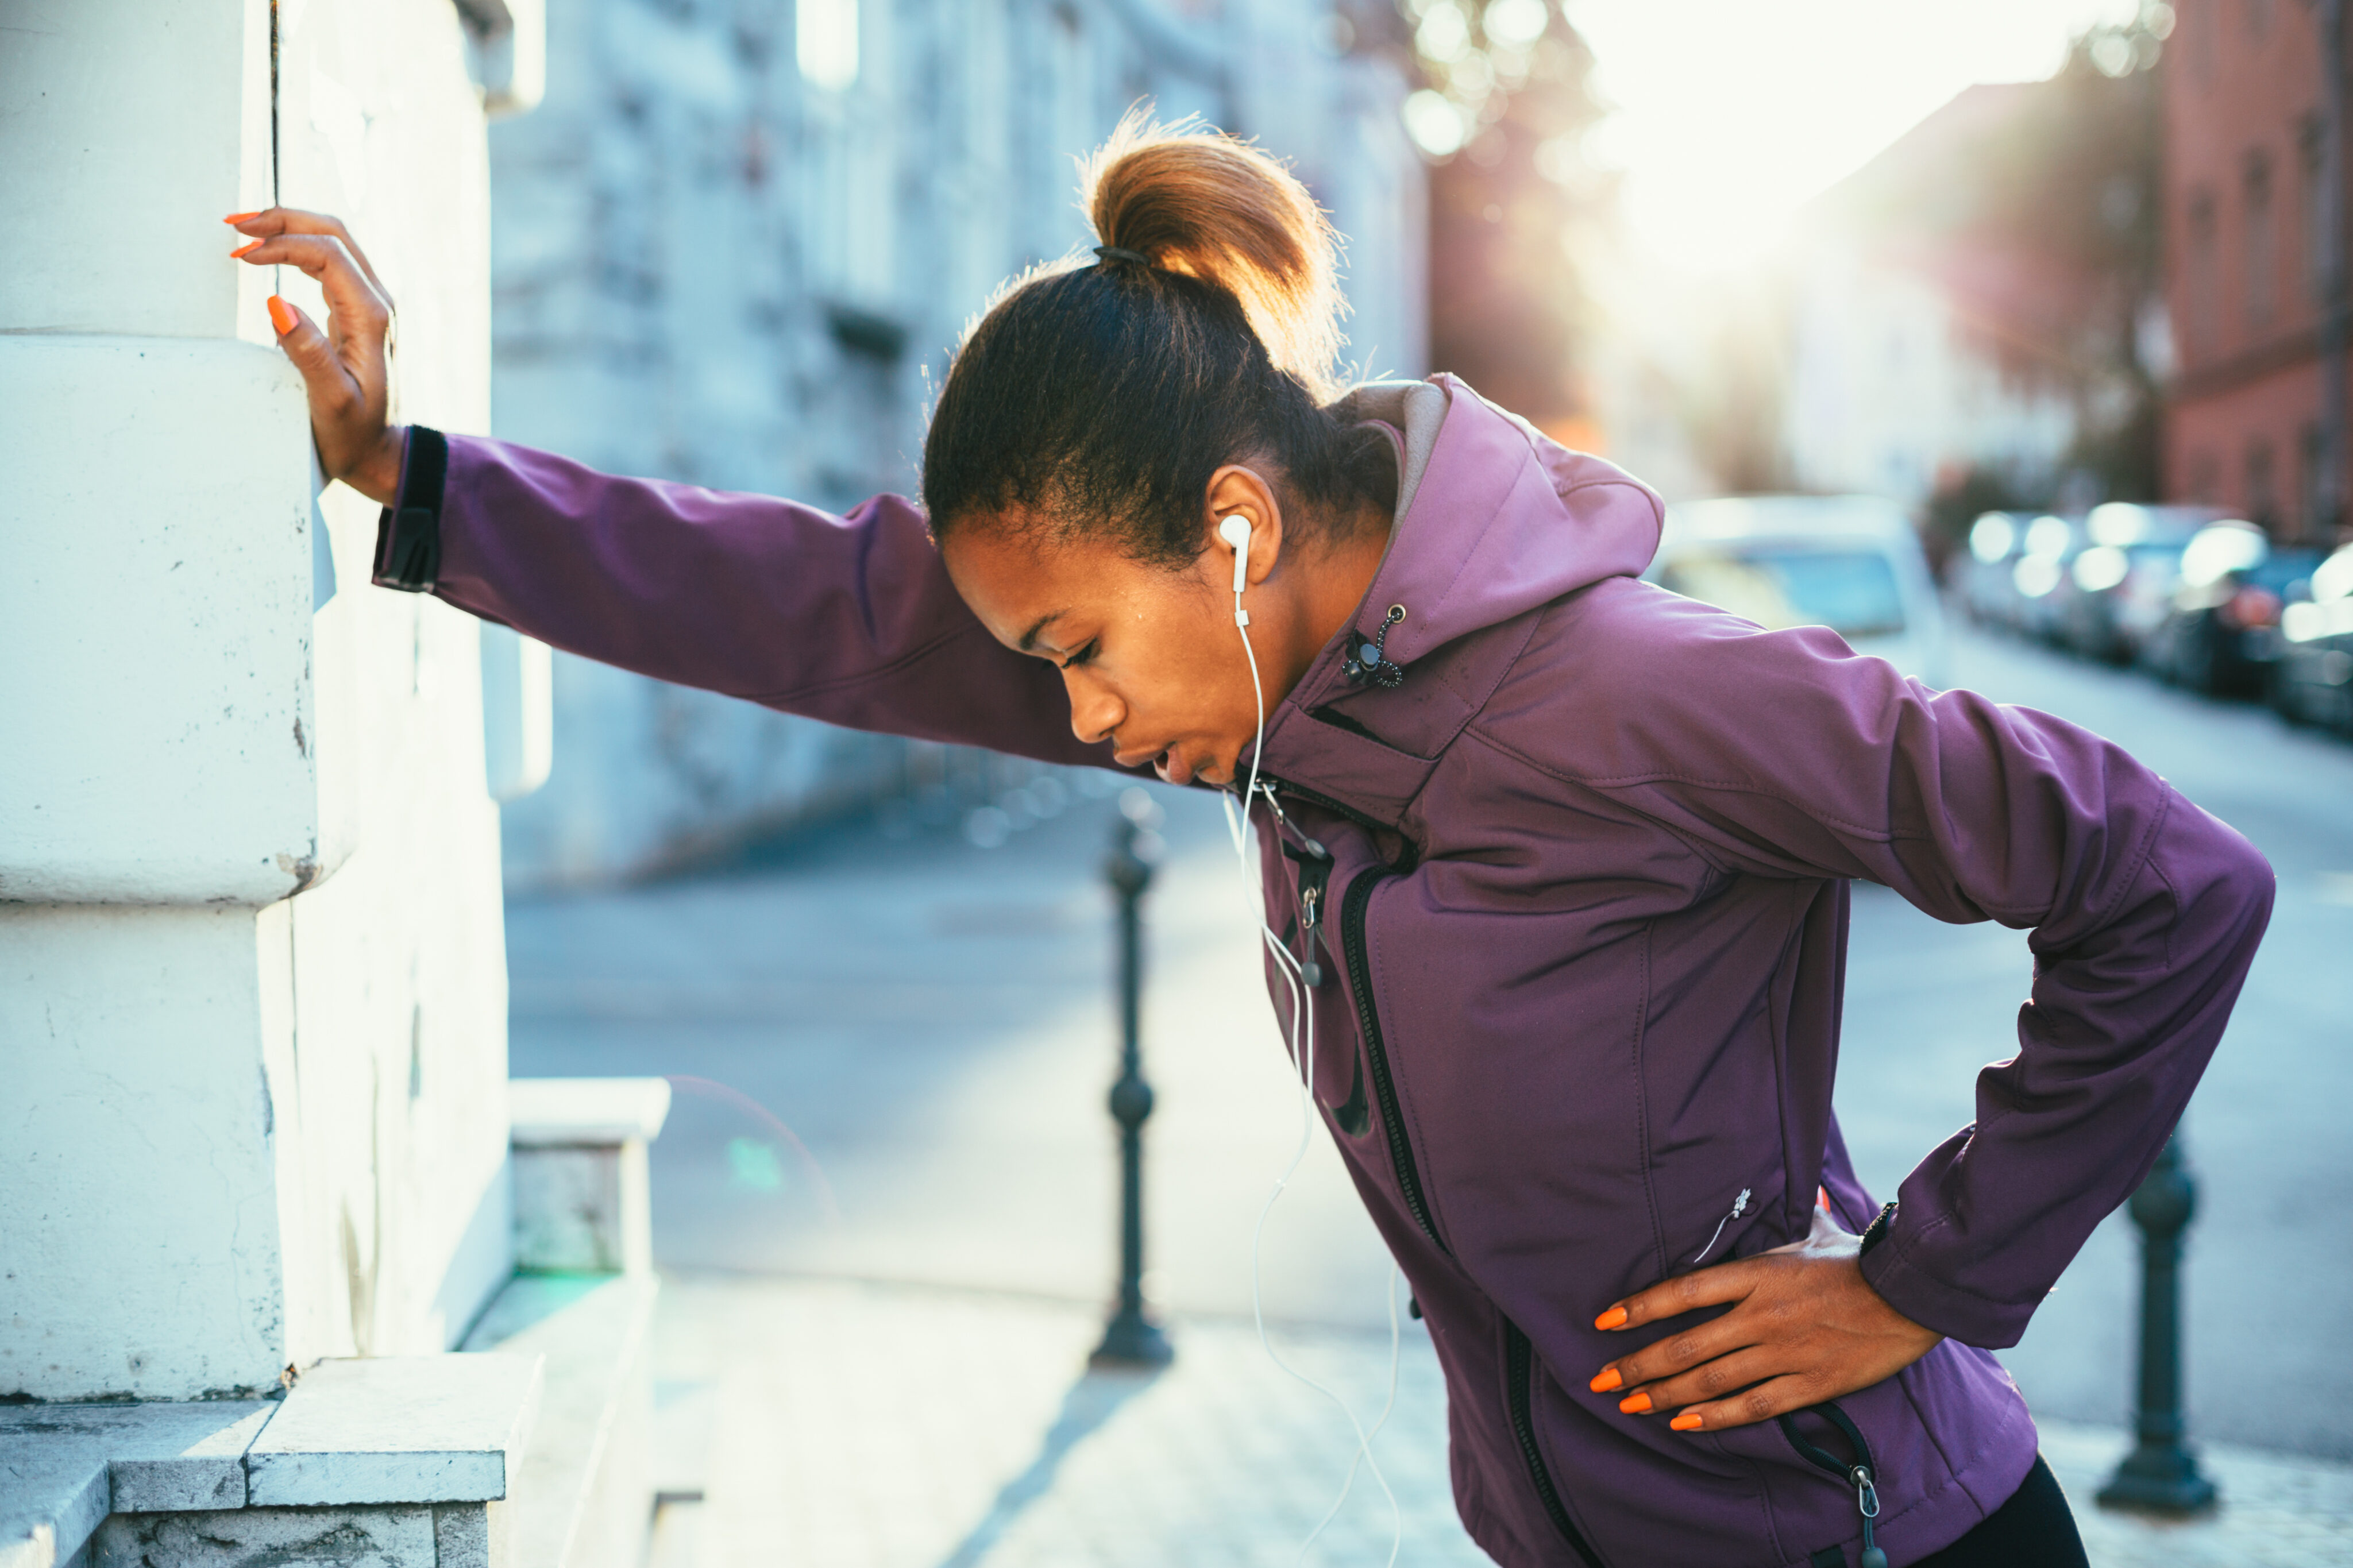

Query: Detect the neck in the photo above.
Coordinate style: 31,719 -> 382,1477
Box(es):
1271,501 -> 1394,705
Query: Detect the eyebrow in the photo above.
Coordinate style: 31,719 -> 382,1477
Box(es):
1017,611 -> 1067,654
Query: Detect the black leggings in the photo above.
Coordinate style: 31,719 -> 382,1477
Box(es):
1910,1455 -> 2088,1568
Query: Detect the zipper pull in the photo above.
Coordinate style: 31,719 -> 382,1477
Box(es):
1851,1465 -> 1885,1568
1284,837 -> 1333,986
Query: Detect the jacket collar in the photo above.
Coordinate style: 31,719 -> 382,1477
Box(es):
1247,376 -> 1663,829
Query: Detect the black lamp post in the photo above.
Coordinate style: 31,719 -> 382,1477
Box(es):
2097,1133 -> 2217,1514
1090,790 -> 1172,1368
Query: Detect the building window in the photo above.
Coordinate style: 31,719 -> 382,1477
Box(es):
2188,449 -> 2224,503
2247,438 -> 2279,532
2303,117 -> 2331,305
2303,421 -> 2342,540
797,0 -> 859,91
2243,148 -> 2276,330
2187,188 -> 2220,353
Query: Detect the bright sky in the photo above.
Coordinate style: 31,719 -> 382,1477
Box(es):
1563,0 -> 2148,272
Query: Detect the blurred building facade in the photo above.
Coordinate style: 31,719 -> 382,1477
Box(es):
484,0 -> 1429,887
2160,0 -> 2349,545
1782,60 -> 2165,524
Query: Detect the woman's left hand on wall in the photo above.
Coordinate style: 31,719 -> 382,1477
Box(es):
1585,1205 -> 1943,1433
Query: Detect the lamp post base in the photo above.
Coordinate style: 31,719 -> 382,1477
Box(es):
1089,1310 -> 1174,1369
2098,1440 -> 2218,1516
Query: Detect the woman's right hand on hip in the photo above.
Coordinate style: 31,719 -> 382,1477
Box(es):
227,208 -> 406,504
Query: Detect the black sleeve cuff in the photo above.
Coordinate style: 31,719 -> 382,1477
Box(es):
372,425 -> 449,593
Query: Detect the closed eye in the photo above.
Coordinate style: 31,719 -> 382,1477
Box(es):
1059,640 -> 1099,671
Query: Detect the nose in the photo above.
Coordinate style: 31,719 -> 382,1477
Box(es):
1063,669 -> 1125,748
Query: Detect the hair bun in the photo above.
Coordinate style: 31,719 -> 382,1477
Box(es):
1082,110 -> 1344,399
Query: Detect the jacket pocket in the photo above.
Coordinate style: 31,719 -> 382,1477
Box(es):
1777,1402 -> 1888,1568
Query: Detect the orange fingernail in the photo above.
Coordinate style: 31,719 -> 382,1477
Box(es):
230,240 -> 263,259
1671,1412 -> 1704,1431
1618,1392 -> 1652,1415
1588,1368 -> 1622,1393
223,211 -> 262,225
267,295 -> 297,335
1594,1307 -> 1629,1330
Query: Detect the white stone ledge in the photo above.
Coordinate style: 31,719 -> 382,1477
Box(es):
1,1400 -> 272,1566
507,1079 -> 671,1149
245,1356 -> 542,1508
510,1079 -> 670,1276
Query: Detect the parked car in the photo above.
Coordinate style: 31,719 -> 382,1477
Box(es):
2272,542 -> 2353,733
2009,513 -> 2087,646
1958,511 -> 2034,628
2057,503 -> 2225,664
2141,520 -> 2324,697
1649,495 -> 1948,686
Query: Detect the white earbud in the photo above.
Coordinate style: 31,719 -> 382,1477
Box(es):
1220,513 -> 1251,603
1223,515 -> 1261,625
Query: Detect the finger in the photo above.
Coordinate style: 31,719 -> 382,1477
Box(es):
267,296 -> 365,416
1663,1373 -> 1822,1435
1590,1307 -> 1761,1395
224,207 -> 389,292
234,234 -> 392,350
1595,1258 -> 1760,1333
1612,1346 -> 1788,1417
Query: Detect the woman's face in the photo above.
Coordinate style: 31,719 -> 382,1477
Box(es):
942,469 -> 1300,787
945,522 -> 1266,786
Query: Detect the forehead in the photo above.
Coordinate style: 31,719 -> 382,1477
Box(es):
939,519 -> 1185,651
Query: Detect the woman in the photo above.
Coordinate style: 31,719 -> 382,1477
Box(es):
232,121 -> 2269,1568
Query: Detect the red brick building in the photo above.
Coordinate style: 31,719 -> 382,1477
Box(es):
2163,0 -> 2348,543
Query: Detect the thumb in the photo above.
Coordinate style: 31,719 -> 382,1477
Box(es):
268,295 -> 352,404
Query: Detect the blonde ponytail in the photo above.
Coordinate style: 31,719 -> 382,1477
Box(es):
1081,111 -> 1346,400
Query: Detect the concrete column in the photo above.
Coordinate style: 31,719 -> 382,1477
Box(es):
2,0 -> 514,1401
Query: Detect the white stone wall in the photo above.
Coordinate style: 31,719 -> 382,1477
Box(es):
485,0 -> 1428,887
1,0 -> 516,1399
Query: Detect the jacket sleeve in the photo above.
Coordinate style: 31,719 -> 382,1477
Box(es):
1573,586 -> 2273,1349
373,428 -> 1113,767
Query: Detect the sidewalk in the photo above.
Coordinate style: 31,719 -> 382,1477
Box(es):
643,1273 -> 2353,1568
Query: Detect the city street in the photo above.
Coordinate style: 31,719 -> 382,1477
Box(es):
507,623 -> 2353,1558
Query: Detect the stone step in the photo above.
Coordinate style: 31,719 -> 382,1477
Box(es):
462,1274 -> 660,1568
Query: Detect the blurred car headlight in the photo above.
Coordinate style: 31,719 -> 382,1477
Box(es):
2181,522 -> 2267,588
2024,515 -> 2073,557
1970,513 -> 2016,563
2072,545 -> 2129,593
2014,555 -> 2063,599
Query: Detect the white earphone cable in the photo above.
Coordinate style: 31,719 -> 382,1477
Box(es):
1222,535 -> 1403,1566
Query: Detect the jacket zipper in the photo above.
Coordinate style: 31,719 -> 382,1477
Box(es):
1268,777 -> 1602,1567
1777,1403 -> 1889,1568
1506,1322 -> 1606,1568
1337,860 -> 1445,1255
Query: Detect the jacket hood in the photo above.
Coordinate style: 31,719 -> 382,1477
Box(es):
1340,376 -> 1665,667
1252,376 -> 1664,804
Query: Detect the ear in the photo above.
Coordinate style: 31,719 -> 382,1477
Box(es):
1203,465 -> 1284,591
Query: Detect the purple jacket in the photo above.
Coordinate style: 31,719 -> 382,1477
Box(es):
384,377 -> 2271,1566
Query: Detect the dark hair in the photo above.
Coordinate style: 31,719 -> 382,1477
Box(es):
921,114 -> 1396,569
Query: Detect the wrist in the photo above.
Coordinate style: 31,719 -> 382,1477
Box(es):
346,426 -> 408,506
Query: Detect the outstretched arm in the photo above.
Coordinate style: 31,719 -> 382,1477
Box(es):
232,208 -> 1107,765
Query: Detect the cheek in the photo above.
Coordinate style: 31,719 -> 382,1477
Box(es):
1116,617 -> 1251,735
